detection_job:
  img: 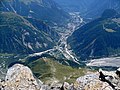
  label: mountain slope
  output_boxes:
[25,17,60,42]
[0,12,55,54]
[67,9,120,60]
[0,0,70,26]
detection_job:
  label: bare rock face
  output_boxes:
[1,64,42,90]
[74,73,113,90]
[99,68,120,90]
[0,63,120,90]
[0,64,63,90]
[73,68,120,90]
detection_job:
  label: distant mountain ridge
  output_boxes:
[54,0,120,19]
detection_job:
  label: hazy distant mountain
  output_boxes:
[0,0,70,26]
[0,12,55,54]
[83,0,120,18]
[54,0,120,19]
[67,9,120,60]
[53,0,93,12]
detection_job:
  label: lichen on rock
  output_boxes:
[1,64,42,90]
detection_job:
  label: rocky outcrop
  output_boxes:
[74,73,113,90]
[73,68,120,90]
[0,63,120,90]
[0,64,42,90]
[99,68,120,90]
[0,64,65,90]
